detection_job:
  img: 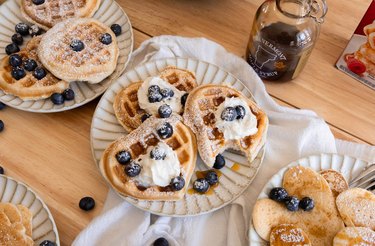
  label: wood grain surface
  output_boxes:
[0,0,374,245]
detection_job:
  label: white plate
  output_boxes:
[248,153,370,245]
[91,57,266,217]
[0,175,59,245]
[0,0,133,113]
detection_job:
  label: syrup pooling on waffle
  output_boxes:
[21,0,101,29]
[100,115,197,200]
[0,36,69,100]
[38,18,119,84]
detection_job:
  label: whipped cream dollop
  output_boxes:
[214,97,258,139]
[137,76,186,115]
[134,142,181,187]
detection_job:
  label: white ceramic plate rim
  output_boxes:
[90,57,267,217]
[248,152,370,245]
[0,174,60,245]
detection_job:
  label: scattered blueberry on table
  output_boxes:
[79,197,95,211]
[0,102,6,110]
[153,237,169,246]
[110,24,122,36]
[213,154,225,169]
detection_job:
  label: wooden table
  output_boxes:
[0,0,374,245]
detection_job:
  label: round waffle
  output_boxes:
[183,84,268,168]
[38,18,119,84]
[113,66,197,132]
[0,36,69,100]
[100,115,197,201]
[21,0,101,30]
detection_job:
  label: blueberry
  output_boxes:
[29,24,42,37]
[193,178,210,193]
[125,160,141,177]
[23,59,37,71]
[62,89,75,101]
[79,197,95,211]
[221,107,237,121]
[235,105,246,120]
[0,166,4,175]
[213,154,225,169]
[0,120,3,132]
[11,67,26,80]
[39,240,55,246]
[100,33,112,45]
[141,113,151,122]
[158,104,172,118]
[181,93,188,106]
[5,43,20,55]
[153,237,169,246]
[160,88,174,98]
[11,33,23,45]
[15,23,29,36]
[70,39,84,52]
[205,171,218,185]
[157,122,173,139]
[110,24,122,36]
[50,93,65,105]
[148,85,161,94]
[299,197,314,211]
[150,146,166,160]
[284,196,300,212]
[115,150,131,165]
[33,67,46,80]
[32,0,45,5]
[269,187,288,202]
[9,54,22,67]
[170,176,185,191]
[0,102,5,110]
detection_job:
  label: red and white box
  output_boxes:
[336,0,375,90]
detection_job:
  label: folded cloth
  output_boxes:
[73,36,374,246]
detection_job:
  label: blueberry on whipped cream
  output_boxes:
[138,77,186,115]
[214,97,258,140]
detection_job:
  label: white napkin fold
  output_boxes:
[73,36,374,246]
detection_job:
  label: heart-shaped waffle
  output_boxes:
[38,18,119,84]
[253,166,344,245]
[0,36,69,100]
[21,0,101,30]
[113,66,197,132]
[336,188,375,230]
[183,84,268,167]
[100,114,197,200]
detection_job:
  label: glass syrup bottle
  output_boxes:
[246,0,327,81]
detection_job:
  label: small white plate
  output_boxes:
[0,175,59,245]
[91,57,266,217]
[0,0,133,113]
[248,153,370,245]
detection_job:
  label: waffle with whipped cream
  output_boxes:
[21,0,101,30]
[38,18,119,84]
[113,66,197,132]
[183,84,268,168]
[100,115,197,200]
[0,36,69,100]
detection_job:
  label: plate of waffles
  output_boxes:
[91,57,269,216]
[249,153,375,246]
[0,0,133,112]
[0,175,59,245]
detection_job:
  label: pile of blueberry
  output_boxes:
[193,170,219,193]
[9,53,46,81]
[269,187,314,212]
[6,23,42,55]
[221,105,246,121]
[148,85,174,103]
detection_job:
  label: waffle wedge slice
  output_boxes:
[0,36,69,100]
[113,66,197,132]
[183,84,268,167]
[100,114,197,200]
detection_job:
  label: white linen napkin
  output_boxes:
[73,36,374,246]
